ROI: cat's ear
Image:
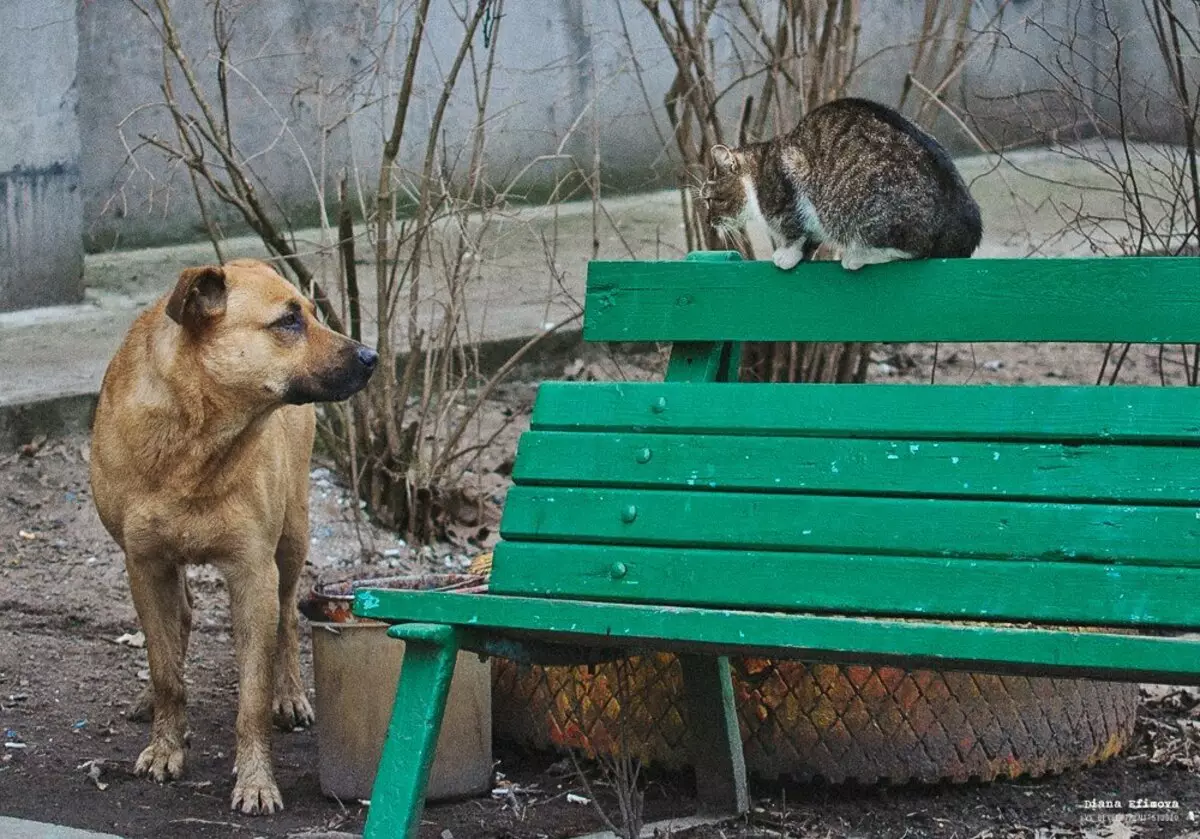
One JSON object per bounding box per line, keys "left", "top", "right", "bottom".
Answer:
{"left": 710, "top": 145, "right": 739, "bottom": 174}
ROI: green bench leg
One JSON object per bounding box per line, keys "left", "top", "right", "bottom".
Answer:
{"left": 679, "top": 654, "right": 749, "bottom": 815}
{"left": 362, "top": 623, "right": 461, "bottom": 839}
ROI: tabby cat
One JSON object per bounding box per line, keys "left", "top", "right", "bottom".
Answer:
{"left": 702, "top": 98, "right": 982, "bottom": 271}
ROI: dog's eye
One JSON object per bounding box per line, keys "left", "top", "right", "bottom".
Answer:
{"left": 271, "top": 311, "right": 303, "bottom": 332}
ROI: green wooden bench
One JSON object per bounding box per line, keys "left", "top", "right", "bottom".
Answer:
{"left": 352, "top": 250, "right": 1200, "bottom": 838}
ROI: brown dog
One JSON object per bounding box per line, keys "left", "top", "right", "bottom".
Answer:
{"left": 89, "top": 258, "right": 377, "bottom": 814}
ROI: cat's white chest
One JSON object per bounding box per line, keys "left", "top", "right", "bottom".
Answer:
{"left": 796, "top": 194, "right": 828, "bottom": 241}
{"left": 740, "top": 177, "right": 784, "bottom": 245}
{"left": 739, "top": 176, "right": 768, "bottom": 229}
{"left": 741, "top": 176, "right": 826, "bottom": 245}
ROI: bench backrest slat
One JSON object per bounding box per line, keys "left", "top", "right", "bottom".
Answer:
{"left": 489, "top": 542, "right": 1200, "bottom": 628}
{"left": 513, "top": 431, "right": 1200, "bottom": 505}
{"left": 584, "top": 256, "right": 1200, "bottom": 344}
{"left": 530, "top": 381, "right": 1200, "bottom": 443}
{"left": 498, "top": 485, "right": 1200, "bottom": 566}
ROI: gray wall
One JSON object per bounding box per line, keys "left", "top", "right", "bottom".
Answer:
{"left": 76, "top": 0, "right": 678, "bottom": 250}
{"left": 73, "top": 0, "right": 1195, "bottom": 252}
{"left": 0, "top": 0, "right": 83, "bottom": 312}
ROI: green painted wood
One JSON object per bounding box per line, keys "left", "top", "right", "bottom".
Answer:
{"left": 386, "top": 623, "right": 459, "bottom": 643}
{"left": 362, "top": 623, "right": 460, "bottom": 839}
{"left": 721, "top": 341, "right": 743, "bottom": 381}
{"left": 498, "top": 486, "right": 1200, "bottom": 566}
{"left": 583, "top": 256, "right": 1200, "bottom": 343}
{"left": 351, "top": 589, "right": 1200, "bottom": 684}
{"left": 664, "top": 251, "right": 743, "bottom": 384}
{"left": 529, "top": 382, "right": 1200, "bottom": 443}
{"left": 679, "top": 655, "right": 748, "bottom": 815}
{"left": 488, "top": 542, "right": 1200, "bottom": 626}
{"left": 666, "top": 342, "right": 729, "bottom": 382}
{"left": 681, "top": 249, "right": 746, "bottom": 263}
{"left": 511, "top": 432, "right": 1200, "bottom": 504}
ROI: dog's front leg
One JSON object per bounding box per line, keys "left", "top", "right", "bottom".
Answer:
{"left": 129, "top": 576, "right": 194, "bottom": 723}
{"left": 126, "top": 558, "right": 191, "bottom": 782}
{"left": 220, "top": 548, "right": 284, "bottom": 815}
{"left": 272, "top": 510, "right": 314, "bottom": 730}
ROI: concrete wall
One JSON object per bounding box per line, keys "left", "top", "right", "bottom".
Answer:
{"left": 0, "top": 0, "right": 83, "bottom": 312}
{"left": 71, "top": 0, "right": 1194, "bottom": 253}
{"left": 76, "top": 0, "right": 674, "bottom": 250}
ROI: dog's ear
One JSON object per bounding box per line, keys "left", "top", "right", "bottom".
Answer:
{"left": 166, "top": 266, "right": 227, "bottom": 328}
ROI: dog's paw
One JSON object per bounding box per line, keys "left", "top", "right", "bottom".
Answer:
{"left": 127, "top": 686, "right": 155, "bottom": 723}
{"left": 135, "top": 738, "right": 185, "bottom": 782}
{"left": 231, "top": 767, "right": 283, "bottom": 815}
{"left": 273, "top": 693, "right": 315, "bottom": 731}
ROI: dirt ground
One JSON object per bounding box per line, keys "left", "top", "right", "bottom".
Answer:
{"left": 3, "top": 342, "right": 1200, "bottom": 839}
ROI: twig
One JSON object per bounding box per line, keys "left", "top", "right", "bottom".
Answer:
{"left": 432, "top": 310, "right": 583, "bottom": 476}
{"left": 337, "top": 173, "right": 360, "bottom": 342}
{"left": 904, "top": 75, "right": 991, "bottom": 153}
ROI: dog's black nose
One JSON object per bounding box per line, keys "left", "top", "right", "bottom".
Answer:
{"left": 357, "top": 346, "right": 379, "bottom": 371}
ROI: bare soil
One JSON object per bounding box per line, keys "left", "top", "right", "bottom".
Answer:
{"left": 2, "top": 342, "right": 1200, "bottom": 838}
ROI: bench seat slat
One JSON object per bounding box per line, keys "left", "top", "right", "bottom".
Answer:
{"left": 584, "top": 256, "right": 1200, "bottom": 343}
{"left": 513, "top": 431, "right": 1200, "bottom": 504}
{"left": 488, "top": 542, "right": 1200, "bottom": 627}
{"left": 352, "top": 589, "right": 1200, "bottom": 686}
{"left": 499, "top": 486, "right": 1200, "bottom": 566}
{"left": 531, "top": 382, "right": 1200, "bottom": 443}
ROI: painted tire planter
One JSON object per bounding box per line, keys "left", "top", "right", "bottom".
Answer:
{"left": 491, "top": 655, "right": 1138, "bottom": 784}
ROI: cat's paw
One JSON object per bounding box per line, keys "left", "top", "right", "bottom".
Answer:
{"left": 841, "top": 246, "right": 912, "bottom": 271}
{"left": 772, "top": 246, "right": 803, "bottom": 270}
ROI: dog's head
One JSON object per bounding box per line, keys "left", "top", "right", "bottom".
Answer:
{"left": 165, "top": 259, "right": 377, "bottom": 406}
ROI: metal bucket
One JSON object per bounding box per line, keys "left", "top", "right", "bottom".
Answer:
{"left": 305, "top": 574, "right": 492, "bottom": 802}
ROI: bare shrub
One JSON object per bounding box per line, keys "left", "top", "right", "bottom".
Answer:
{"left": 968, "top": 0, "right": 1199, "bottom": 383}
{"left": 565, "top": 658, "right": 647, "bottom": 839}
{"left": 118, "top": 0, "right": 591, "bottom": 541}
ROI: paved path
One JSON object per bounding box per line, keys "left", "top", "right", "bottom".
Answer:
{"left": 0, "top": 817, "right": 125, "bottom": 839}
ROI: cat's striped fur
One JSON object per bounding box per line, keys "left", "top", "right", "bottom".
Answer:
{"left": 702, "top": 98, "right": 982, "bottom": 271}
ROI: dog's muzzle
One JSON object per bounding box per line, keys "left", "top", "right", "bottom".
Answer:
{"left": 283, "top": 344, "right": 379, "bottom": 405}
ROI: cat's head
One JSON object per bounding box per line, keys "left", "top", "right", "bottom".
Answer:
{"left": 701, "top": 145, "right": 752, "bottom": 237}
